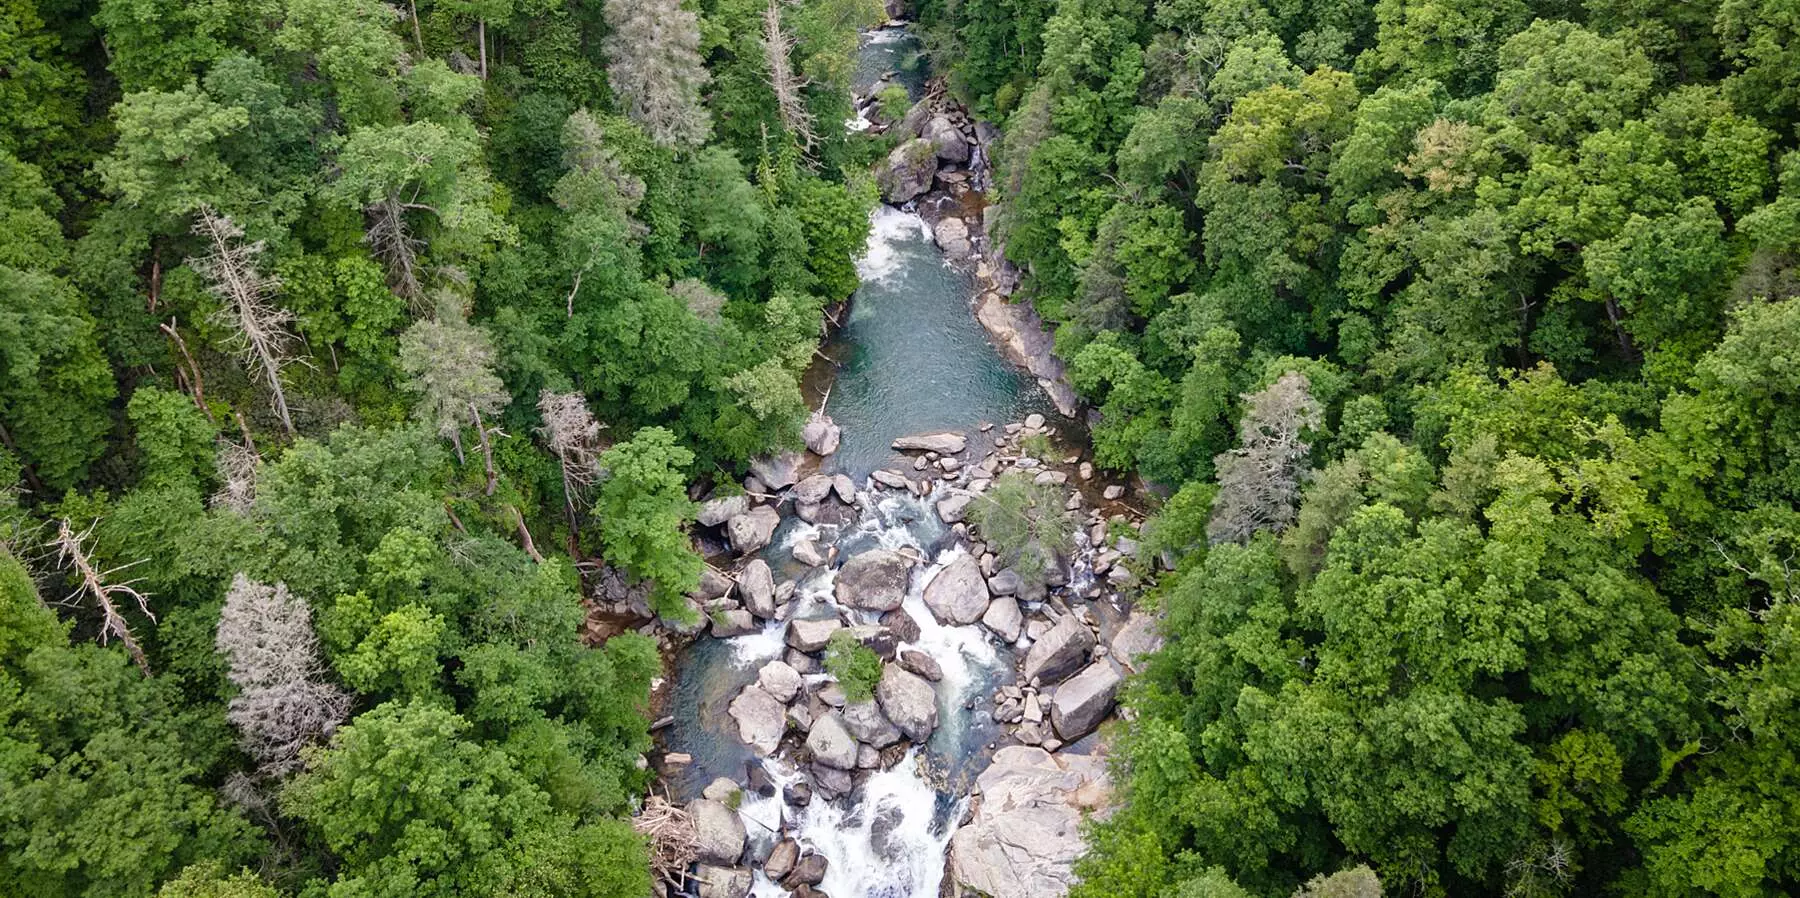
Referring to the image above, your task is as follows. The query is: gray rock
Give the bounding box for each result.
[689,798,746,865]
[664,598,708,635]
[784,781,813,807]
[987,568,1022,597]
[924,114,970,164]
[703,776,742,804]
[728,506,781,555]
[893,430,966,454]
[782,853,829,890]
[1050,662,1122,740]
[738,559,776,618]
[923,553,991,625]
[934,216,972,259]
[750,452,804,491]
[1110,610,1162,673]
[711,608,759,637]
[898,648,944,682]
[806,712,859,769]
[757,660,804,703]
[785,647,820,674]
[936,492,974,524]
[728,684,786,756]
[765,839,799,882]
[786,616,843,652]
[876,664,938,742]
[794,474,835,505]
[899,98,931,138]
[693,567,734,601]
[834,548,915,611]
[880,608,922,643]
[980,594,1023,643]
[811,762,853,798]
[1102,484,1125,501]
[878,138,939,203]
[842,699,903,748]
[698,494,750,528]
[1020,615,1096,685]
[948,747,1110,898]
[792,539,827,567]
[802,416,841,456]
[832,473,857,503]
[695,865,752,898]
[871,469,909,489]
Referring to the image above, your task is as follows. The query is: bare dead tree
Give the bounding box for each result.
[216,574,353,776]
[602,0,711,146]
[366,196,427,310]
[52,519,153,676]
[398,309,510,493]
[212,438,259,514]
[763,0,818,157]
[190,206,300,438]
[537,390,605,539]
[1207,371,1323,545]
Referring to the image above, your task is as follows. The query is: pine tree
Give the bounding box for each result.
[397,299,510,494]
[601,0,711,146]
[1207,371,1323,544]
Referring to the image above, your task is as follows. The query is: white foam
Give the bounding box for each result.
[855,206,935,283]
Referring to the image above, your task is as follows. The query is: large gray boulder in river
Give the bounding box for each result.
[834,548,915,611]
[948,746,1111,898]
[892,430,966,453]
[749,451,803,490]
[875,663,938,742]
[878,138,938,203]
[806,712,860,769]
[922,553,990,625]
[1020,614,1095,685]
[727,683,786,756]
[737,558,776,618]
[924,114,970,163]
[727,506,780,555]
[689,797,747,865]
[802,415,840,456]
[1049,661,1123,740]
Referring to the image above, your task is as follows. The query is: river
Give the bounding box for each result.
[656,23,1077,898]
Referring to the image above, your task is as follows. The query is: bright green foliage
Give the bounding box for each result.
[825,629,882,702]
[595,427,702,618]
[157,863,284,898]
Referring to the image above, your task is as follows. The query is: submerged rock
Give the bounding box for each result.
[923,553,990,625]
[834,548,915,612]
[948,746,1111,898]
[1050,661,1122,740]
[893,430,966,454]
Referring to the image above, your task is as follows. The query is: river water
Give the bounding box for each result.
[658,25,1062,898]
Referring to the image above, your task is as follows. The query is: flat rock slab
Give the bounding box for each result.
[949,746,1111,898]
[892,431,967,454]
[1049,661,1122,741]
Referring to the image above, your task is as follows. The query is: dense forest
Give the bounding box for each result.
[906,0,1800,895]
[4,0,1799,895]
[0,0,882,894]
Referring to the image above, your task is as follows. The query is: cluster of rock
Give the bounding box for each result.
[685,775,830,898]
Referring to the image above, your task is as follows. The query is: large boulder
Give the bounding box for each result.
[698,494,750,528]
[948,747,1110,898]
[936,492,974,524]
[765,839,799,881]
[878,138,939,203]
[802,416,841,456]
[1049,661,1122,740]
[693,567,734,601]
[738,559,776,619]
[1110,610,1162,673]
[841,699,904,748]
[898,648,943,682]
[749,452,804,490]
[786,616,843,652]
[792,539,827,567]
[806,712,859,769]
[892,431,966,454]
[794,474,835,505]
[875,664,938,742]
[924,114,971,164]
[782,853,828,890]
[695,865,753,898]
[834,548,915,612]
[728,506,781,555]
[728,684,786,755]
[757,660,804,704]
[690,798,747,865]
[923,554,991,625]
[934,216,972,259]
[980,594,1023,643]
[711,608,759,637]
[1020,614,1095,685]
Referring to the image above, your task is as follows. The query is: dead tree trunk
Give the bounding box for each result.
[53,519,154,676]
